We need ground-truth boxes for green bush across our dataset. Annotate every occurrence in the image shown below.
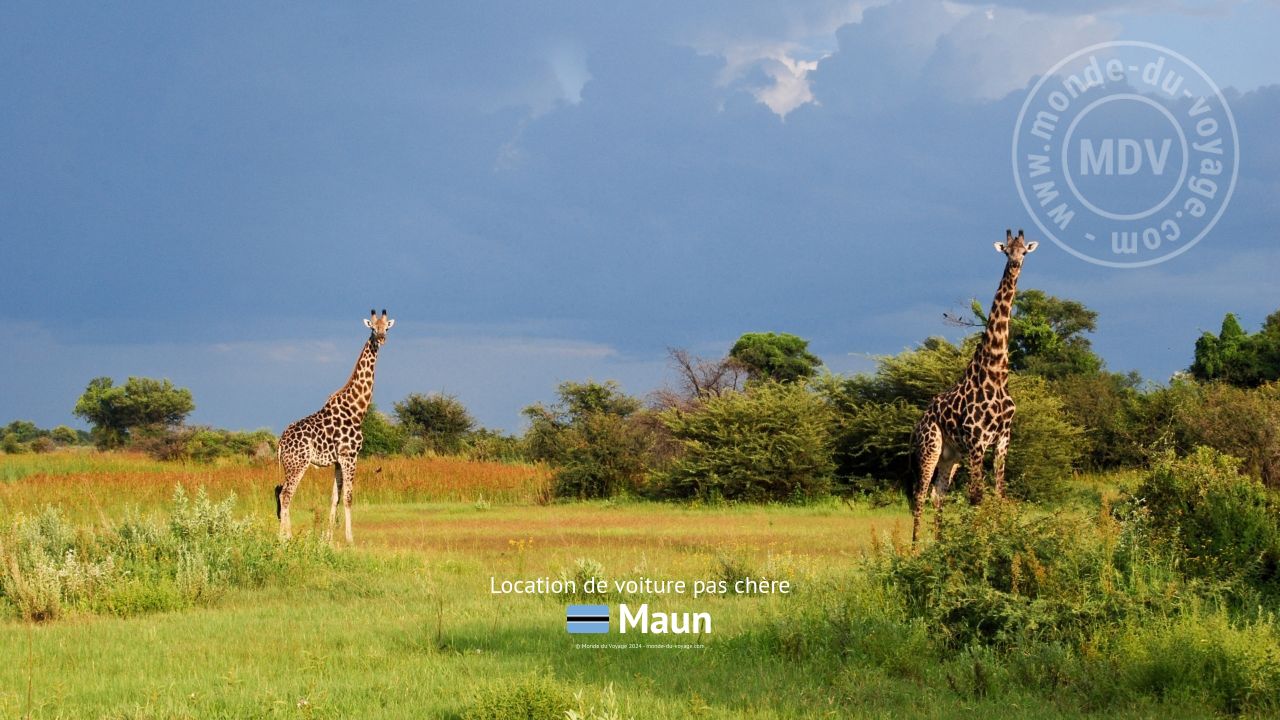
[652,381,833,502]
[1002,374,1082,502]
[1130,447,1280,593]
[1050,371,1151,469]
[0,487,343,621]
[134,426,277,463]
[1168,381,1280,488]
[394,393,475,454]
[360,405,406,457]
[874,500,1184,650]
[524,381,655,499]
[462,673,575,720]
[459,428,527,463]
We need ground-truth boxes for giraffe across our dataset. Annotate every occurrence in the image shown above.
[909,229,1038,546]
[276,309,394,543]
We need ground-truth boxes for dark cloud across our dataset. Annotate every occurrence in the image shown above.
[1,1,1277,430]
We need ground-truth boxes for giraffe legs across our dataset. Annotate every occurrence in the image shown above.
[966,445,988,505]
[933,461,960,540]
[277,462,307,540]
[912,424,942,548]
[326,464,343,542]
[338,456,356,545]
[993,433,1011,499]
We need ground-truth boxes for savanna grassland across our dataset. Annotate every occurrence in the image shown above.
[4,452,1277,719]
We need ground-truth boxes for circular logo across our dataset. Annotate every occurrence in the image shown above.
[1012,41,1238,268]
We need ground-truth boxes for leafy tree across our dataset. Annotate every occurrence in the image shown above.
[2,420,46,443]
[72,376,195,448]
[522,381,653,499]
[1191,311,1280,387]
[50,425,81,445]
[971,289,1102,378]
[1050,371,1151,470]
[552,380,642,422]
[1167,380,1280,488]
[393,393,475,454]
[360,404,406,457]
[653,382,834,502]
[728,332,822,384]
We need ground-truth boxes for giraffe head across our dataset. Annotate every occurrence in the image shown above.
[994,229,1038,266]
[363,309,395,345]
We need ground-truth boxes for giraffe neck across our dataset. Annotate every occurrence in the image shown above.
[328,335,380,419]
[968,258,1021,383]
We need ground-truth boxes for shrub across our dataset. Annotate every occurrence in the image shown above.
[875,499,1184,650]
[653,382,834,502]
[134,426,278,463]
[0,488,343,621]
[556,557,608,600]
[1050,371,1151,469]
[360,405,406,457]
[1002,374,1082,502]
[1,432,27,454]
[393,393,475,454]
[524,381,655,499]
[1100,609,1280,715]
[462,674,575,720]
[459,428,527,463]
[50,425,81,445]
[1130,447,1280,593]
[1168,381,1280,488]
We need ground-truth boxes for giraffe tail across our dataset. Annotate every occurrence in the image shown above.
[274,484,284,519]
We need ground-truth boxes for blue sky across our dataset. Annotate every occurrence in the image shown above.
[3,1,1278,433]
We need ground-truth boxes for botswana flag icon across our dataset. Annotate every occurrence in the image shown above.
[566,604,609,633]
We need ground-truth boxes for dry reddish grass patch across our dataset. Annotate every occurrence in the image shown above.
[0,451,551,518]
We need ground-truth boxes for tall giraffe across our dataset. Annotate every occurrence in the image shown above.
[909,230,1038,545]
[276,309,395,543]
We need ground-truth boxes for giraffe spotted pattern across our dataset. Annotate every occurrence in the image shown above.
[910,230,1038,546]
[276,309,394,544]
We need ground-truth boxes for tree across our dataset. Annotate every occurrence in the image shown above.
[50,425,80,445]
[654,381,834,502]
[1191,311,1280,387]
[2,420,45,443]
[728,332,822,383]
[393,393,475,454]
[652,348,748,410]
[72,376,195,448]
[361,403,406,457]
[522,380,654,499]
[971,289,1102,378]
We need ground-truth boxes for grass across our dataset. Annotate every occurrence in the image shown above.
[0,451,1272,718]
[0,451,552,519]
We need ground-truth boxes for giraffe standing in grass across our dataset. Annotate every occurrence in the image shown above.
[276,309,394,543]
[909,230,1038,546]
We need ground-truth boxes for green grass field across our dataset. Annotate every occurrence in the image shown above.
[0,454,1245,718]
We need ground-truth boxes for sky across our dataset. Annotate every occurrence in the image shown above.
[2,0,1278,433]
